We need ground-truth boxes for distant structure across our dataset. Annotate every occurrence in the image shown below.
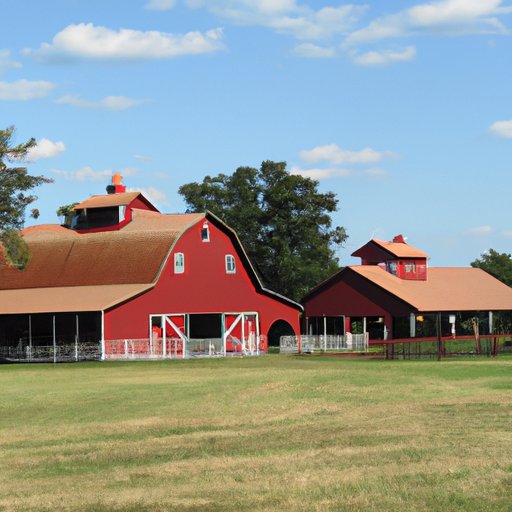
[0,175,302,360]
[302,235,512,340]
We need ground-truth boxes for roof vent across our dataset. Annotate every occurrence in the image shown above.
[106,174,126,194]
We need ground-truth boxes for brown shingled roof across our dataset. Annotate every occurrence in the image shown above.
[0,210,204,290]
[73,192,142,209]
[350,265,512,312]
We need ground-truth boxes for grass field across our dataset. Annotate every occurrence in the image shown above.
[0,355,511,511]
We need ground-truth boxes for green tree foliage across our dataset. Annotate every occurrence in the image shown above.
[56,203,78,226]
[0,126,53,268]
[179,160,347,301]
[471,249,512,287]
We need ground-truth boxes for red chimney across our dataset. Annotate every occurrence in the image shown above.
[392,234,405,244]
[106,174,126,194]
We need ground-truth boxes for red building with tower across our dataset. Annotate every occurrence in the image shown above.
[0,176,302,360]
[302,235,512,342]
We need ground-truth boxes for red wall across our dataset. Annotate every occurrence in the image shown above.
[303,269,413,318]
[104,219,300,342]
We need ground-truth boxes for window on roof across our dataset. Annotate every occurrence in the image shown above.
[174,252,185,274]
[387,261,398,276]
[225,254,236,274]
[201,221,210,242]
[404,262,416,273]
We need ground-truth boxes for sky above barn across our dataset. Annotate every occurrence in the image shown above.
[1,0,511,268]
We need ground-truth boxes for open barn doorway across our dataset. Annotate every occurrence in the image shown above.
[268,319,295,347]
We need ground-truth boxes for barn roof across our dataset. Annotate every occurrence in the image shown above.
[73,191,143,209]
[352,238,428,259]
[349,265,512,312]
[0,210,204,291]
[0,284,153,314]
[0,205,302,313]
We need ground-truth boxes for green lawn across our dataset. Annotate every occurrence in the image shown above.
[0,356,511,511]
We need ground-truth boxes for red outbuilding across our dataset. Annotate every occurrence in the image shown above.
[302,235,512,342]
[0,176,302,361]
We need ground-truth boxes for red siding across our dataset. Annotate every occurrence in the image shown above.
[104,220,300,344]
[303,269,413,318]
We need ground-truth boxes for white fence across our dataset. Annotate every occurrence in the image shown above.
[280,333,369,354]
[104,336,261,360]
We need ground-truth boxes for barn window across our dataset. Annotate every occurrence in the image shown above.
[225,254,236,274]
[174,252,185,274]
[405,262,416,273]
[201,221,210,242]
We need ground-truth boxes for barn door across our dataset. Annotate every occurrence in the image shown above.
[244,314,259,354]
[223,314,243,354]
[223,313,259,355]
[164,314,188,358]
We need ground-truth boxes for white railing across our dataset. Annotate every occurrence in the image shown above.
[104,336,262,360]
[280,333,369,353]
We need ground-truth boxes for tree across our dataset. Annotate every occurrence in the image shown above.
[56,203,78,226]
[471,249,512,287]
[179,160,347,301]
[0,126,52,268]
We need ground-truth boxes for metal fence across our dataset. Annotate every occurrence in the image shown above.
[0,342,101,362]
[280,333,369,354]
[371,334,512,360]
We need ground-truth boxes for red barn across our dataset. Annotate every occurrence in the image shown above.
[0,177,302,361]
[302,235,512,342]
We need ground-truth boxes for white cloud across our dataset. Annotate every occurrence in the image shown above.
[300,144,396,165]
[290,166,354,180]
[134,154,154,162]
[146,0,176,11]
[408,0,510,27]
[128,186,169,206]
[24,23,224,62]
[489,119,512,138]
[26,138,65,162]
[293,43,336,58]
[344,0,512,47]
[188,1,367,41]
[466,225,494,235]
[55,94,148,111]
[353,46,416,66]
[53,166,138,182]
[0,49,22,74]
[0,79,55,100]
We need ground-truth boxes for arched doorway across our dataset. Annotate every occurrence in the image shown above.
[268,319,295,347]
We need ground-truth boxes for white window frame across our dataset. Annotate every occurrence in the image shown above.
[174,252,185,274]
[201,221,210,242]
[225,254,236,274]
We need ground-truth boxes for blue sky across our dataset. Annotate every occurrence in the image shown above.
[1,0,511,268]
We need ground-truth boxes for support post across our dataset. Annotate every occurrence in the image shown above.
[28,314,32,362]
[75,314,79,362]
[409,313,416,338]
[436,312,442,361]
[53,314,56,364]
